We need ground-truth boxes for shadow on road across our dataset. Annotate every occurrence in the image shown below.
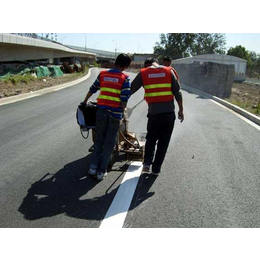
[182,87,208,99]
[129,173,157,211]
[18,154,157,223]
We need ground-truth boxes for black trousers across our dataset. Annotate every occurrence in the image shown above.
[144,113,175,173]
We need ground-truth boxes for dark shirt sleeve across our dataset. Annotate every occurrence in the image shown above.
[89,74,100,94]
[131,72,143,94]
[171,71,182,101]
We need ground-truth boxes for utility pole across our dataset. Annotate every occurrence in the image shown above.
[112,39,117,58]
[82,33,87,51]
[138,41,141,53]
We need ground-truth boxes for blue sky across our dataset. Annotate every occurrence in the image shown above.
[50,33,260,54]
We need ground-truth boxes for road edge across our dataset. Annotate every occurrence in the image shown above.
[0,68,94,106]
[182,84,260,126]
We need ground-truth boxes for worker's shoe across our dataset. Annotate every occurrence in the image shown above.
[142,164,151,173]
[97,171,107,181]
[88,168,97,177]
[151,171,160,176]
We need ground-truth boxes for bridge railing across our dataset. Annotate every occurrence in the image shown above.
[10,34,116,59]
[11,33,63,46]
[65,45,116,58]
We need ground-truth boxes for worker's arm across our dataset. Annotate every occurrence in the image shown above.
[131,72,143,95]
[120,75,131,110]
[83,91,93,103]
[171,71,184,122]
[82,74,100,103]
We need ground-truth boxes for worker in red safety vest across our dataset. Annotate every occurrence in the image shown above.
[82,53,132,181]
[162,56,180,82]
[131,58,184,176]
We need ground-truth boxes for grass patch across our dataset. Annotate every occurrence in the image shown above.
[1,66,89,85]
[4,74,36,85]
[253,100,260,115]
[226,98,260,116]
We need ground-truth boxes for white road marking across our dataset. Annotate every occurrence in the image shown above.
[210,100,260,131]
[100,161,143,228]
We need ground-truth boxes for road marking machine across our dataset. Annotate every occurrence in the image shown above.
[76,101,145,167]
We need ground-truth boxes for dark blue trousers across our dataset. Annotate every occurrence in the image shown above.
[144,113,175,173]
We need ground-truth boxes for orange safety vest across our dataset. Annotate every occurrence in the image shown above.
[171,67,179,81]
[97,70,127,108]
[141,66,174,103]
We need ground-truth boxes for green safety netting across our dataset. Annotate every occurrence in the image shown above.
[1,65,66,80]
[35,66,51,78]
[0,65,32,79]
[48,66,63,77]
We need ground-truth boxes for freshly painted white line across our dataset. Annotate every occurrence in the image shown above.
[100,161,143,228]
[210,99,260,131]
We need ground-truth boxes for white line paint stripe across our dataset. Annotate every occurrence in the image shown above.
[210,99,260,131]
[100,161,143,228]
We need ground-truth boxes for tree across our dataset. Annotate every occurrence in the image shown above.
[154,33,196,61]
[154,33,227,61]
[249,51,260,78]
[191,33,226,55]
[227,45,247,59]
[227,45,251,65]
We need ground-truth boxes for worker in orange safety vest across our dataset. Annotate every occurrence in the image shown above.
[131,58,184,176]
[82,53,132,181]
[162,56,180,82]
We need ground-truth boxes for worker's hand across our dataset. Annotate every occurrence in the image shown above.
[178,110,184,123]
[122,108,128,122]
[79,102,86,110]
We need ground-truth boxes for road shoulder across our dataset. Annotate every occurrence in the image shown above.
[0,68,93,106]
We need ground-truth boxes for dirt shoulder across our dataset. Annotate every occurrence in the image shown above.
[226,81,260,116]
[0,70,89,99]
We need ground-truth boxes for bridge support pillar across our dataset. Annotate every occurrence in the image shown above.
[53,58,60,65]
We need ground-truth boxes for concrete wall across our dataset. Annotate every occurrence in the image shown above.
[175,62,235,98]
[172,54,246,82]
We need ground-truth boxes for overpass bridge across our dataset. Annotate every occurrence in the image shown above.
[65,45,116,63]
[0,33,116,64]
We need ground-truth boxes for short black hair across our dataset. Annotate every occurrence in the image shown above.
[163,56,172,62]
[144,57,158,67]
[115,53,131,68]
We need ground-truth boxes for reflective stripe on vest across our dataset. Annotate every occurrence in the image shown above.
[141,67,174,103]
[97,70,127,108]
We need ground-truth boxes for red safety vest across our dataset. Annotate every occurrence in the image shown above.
[141,67,174,103]
[97,70,128,108]
[171,67,180,81]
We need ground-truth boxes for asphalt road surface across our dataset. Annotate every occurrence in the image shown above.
[0,68,260,228]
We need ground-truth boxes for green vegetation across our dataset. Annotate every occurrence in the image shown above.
[4,74,36,85]
[226,98,260,116]
[1,66,89,85]
[154,33,226,61]
[93,61,100,68]
[253,100,260,115]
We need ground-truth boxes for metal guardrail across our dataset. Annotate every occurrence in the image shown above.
[11,33,62,45]
[65,45,116,59]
